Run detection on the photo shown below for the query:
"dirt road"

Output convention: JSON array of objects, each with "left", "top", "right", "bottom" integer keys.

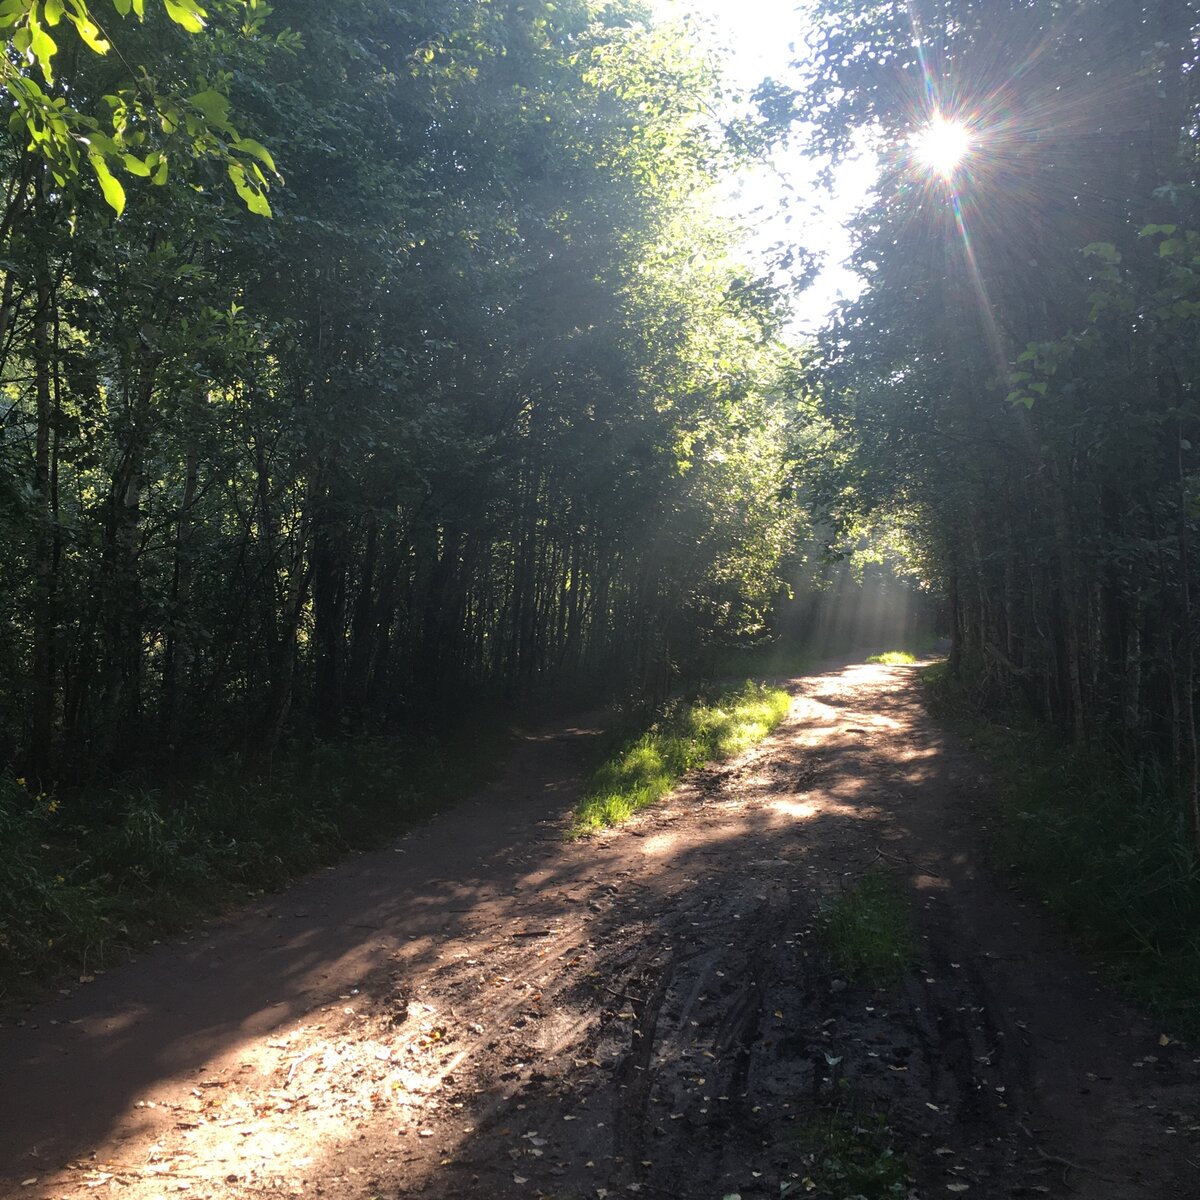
[{"left": 2, "top": 661, "right": 1197, "bottom": 1199}]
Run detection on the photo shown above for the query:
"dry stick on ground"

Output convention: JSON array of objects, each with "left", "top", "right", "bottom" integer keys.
[
  {"left": 287, "top": 1048, "right": 316, "bottom": 1082},
  {"left": 874, "top": 843, "right": 942, "bottom": 874},
  {"left": 601, "top": 984, "right": 647, "bottom": 1005},
  {"left": 1016, "top": 1120, "right": 1117, "bottom": 1185}
]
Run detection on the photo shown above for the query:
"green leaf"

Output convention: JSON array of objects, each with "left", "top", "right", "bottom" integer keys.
[
  {"left": 88, "top": 152, "right": 125, "bottom": 216},
  {"left": 122, "top": 152, "right": 151, "bottom": 177},
  {"left": 233, "top": 136, "right": 277, "bottom": 175},
  {"left": 1082, "top": 241, "right": 1121, "bottom": 264},
  {"left": 227, "top": 163, "right": 271, "bottom": 216},
  {"left": 85, "top": 130, "right": 118, "bottom": 155},
  {"left": 188, "top": 88, "right": 231, "bottom": 130},
  {"left": 152, "top": 155, "right": 168, "bottom": 184},
  {"left": 68, "top": 13, "right": 109, "bottom": 53},
  {"left": 163, "top": 0, "right": 205, "bottom": 33},
  {"left": 43, "top": 0, "right": 63, "bottom": 26},
  {"left": 29, "top": 17, "right": 58, "bottom": 83},
  {"left": 1139, "top": 223, "right": 1177, "bottom": 238}
]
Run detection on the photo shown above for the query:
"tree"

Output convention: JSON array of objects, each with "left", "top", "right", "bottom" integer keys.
[
  {"left": 791, "top": 0, "right": 1200, "bottom": 841},
  {"left": 0, "top": 0, "right": 808, "bottom": 786},
  {"left": 0, "top": 0, "right": 281, "bottom": 215}
]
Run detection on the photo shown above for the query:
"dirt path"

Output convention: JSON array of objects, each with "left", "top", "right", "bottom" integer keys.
[{"left": 2, "top": 662, "right": 1197, "bottom": 1199}]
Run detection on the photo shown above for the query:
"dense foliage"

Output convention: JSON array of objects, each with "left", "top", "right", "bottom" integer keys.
[
  {"left": 796, "top": 0, "right": 1200, "bottom": 845},
  {"left": 0, "top": 0, "right": 808, "bottom": 790}
]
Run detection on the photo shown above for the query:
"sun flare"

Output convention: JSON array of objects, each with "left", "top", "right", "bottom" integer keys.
[{"left": 911, "top": 116, "right": 970, "bottom": 178}]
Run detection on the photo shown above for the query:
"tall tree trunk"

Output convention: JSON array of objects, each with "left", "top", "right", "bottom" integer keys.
[
  {"left": 948, "top": 569, "right": 963, "bottom": 677},
  {"left": 345, "top": 516, "right": 379, "bottom": 713},
  {"left": 310, "top": 486, "right": 347, "bottom": 738},
  {"left": 97, "top": 355, "right": 158, "bottom": 771},
  {"left": 1048, "top": 469, "right": 1087, "bottom": 745},
  {"left": 1175, "top": 424, "right": 1200, "bottom": 852},
  {"left": 161, "top": 441, "right": 200, "bottom": 748},
  {"left": 29, "top": 263, "right": 54, "bottom": 784},
  {"left": 262, "top": 484, "right": 313, "bottom": 765}
]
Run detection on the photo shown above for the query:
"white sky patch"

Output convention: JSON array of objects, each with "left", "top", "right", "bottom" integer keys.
[{"left": 654, "top": 0, "right": 877, "bottom": 333}]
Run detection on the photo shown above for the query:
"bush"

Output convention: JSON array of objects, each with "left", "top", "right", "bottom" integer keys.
[
  {"left": 0, "top": 724, "right": 503, "bottom": 1004},
  {"left": 923, "top": 663, "right": 1200, "bottom": 1037}
]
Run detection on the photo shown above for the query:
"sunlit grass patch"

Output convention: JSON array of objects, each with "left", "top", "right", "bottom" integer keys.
[
  {"left": 570, "top": 681, "right": 791, "bottom": 836},
  {"left": 865, "top": 650, "right": 917, "bottom": 665},
  {"left": 821, "top": 872, "right": 917, "bottom": 986}
]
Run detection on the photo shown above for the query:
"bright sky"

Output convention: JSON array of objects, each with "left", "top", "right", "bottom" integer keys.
[{"left": 654, "top": 0, "right": 878, "bottom": 333}]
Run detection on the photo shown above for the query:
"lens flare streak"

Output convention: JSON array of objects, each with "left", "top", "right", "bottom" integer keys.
[{"left": 903, "top": 0, "right": 1008, "bottom": 376}]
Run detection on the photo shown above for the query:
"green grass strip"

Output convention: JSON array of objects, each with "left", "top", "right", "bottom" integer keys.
[
  {"left": 821, "top": 872, "right": 917, "bottom": 986},
  {"left": 570, "top": 680, "right": 791, "bottom": 836},
  {"left": 865, "top": 650, "right": 917, "bottom": 665}
]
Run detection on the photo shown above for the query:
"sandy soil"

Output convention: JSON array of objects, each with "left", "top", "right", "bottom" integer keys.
[{"left": 2, "top": 661, "right": 1197, "bottom": 1199}]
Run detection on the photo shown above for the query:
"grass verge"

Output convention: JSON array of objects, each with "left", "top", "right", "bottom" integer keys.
[
  {"left": 865, "top": 650, "right": 917, "bottom": 666},
  {"left": 0, "top": 725, "right": 505, "bottom": 1005},
  {"left": 821, "top": 872, "right": 917, "bottom": 986},
  {"left": 569, "top": 680, "right": 791, "bottom": 836},
  {"left": 923, "top": 662, "right": 1200, "bottom": 1039}
]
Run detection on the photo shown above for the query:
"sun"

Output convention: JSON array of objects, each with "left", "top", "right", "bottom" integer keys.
[{"left": 911, "top": 116, "right": 971, "bottom": 178}]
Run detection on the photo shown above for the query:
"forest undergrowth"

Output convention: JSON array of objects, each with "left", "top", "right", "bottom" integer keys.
[
  {"left": 1, "top": 676, "right": 792, "bottom": 1007},
  {"left": 0, "top": 724, "right": 506, "bottom": 1006},
  {"left": 923, "top": 663, "right": 1200, "bottom": 1039}
]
